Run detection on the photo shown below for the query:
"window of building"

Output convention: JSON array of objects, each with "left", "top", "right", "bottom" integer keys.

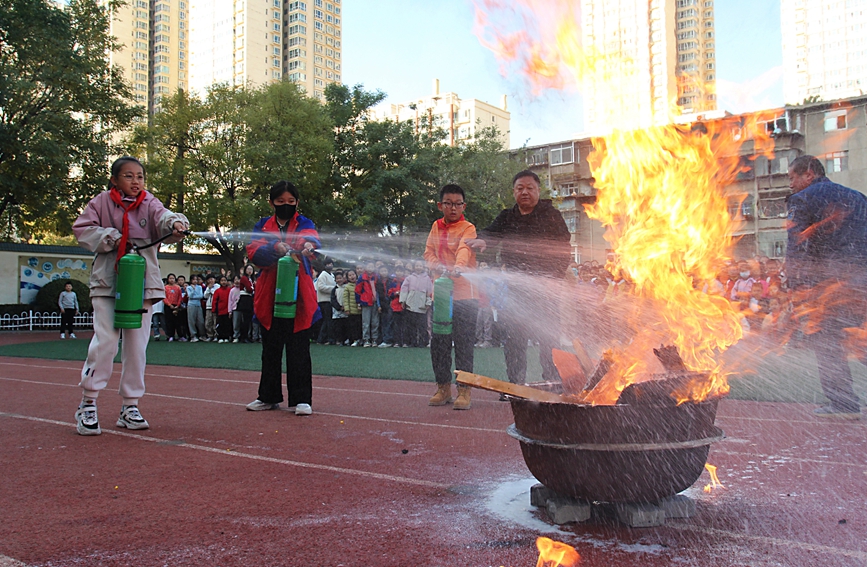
[
  {"left": 825, "top": 151, "right": 848, "bottom": 173},
  {"left": 549, "top": 143, "right": 574, "bottom": 165},
  {"left": 824, "top": 110, "right": 847, "bottom": 132}
]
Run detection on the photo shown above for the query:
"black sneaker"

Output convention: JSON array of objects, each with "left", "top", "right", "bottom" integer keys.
[
  {"left": 75, "top": 404, "right": 101, "bottom": 436},
  {"left": 117, "top": 405, "right": 150, "bottom": 429}
]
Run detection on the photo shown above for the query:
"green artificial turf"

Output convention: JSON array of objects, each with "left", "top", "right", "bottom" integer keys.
[
  {"left": 1, "top": 336, "right": 864, "bottom": 405},
  {"left": 0, "top": 338, "right": 533, "bottom": 383}
]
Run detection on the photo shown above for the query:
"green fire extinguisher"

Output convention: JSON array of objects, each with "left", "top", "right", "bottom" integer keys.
[
  {"left": 432, "top": 273, "right": 454, "bottom": 335},
  {"left": 274, "top": 254, "right": 300, "bottom": 319},
  {"left": 114, "top": 252, "right": 147, "bottom": 329}
]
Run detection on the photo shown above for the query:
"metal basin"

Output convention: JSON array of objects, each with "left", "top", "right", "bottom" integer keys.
[{"left": 508, "top": 395, "right": 723, "bottom": 503}]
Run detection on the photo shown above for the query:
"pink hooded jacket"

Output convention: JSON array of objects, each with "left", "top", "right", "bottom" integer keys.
[{"left": 72, "top": 190, "right": 189, "bottom": 300}]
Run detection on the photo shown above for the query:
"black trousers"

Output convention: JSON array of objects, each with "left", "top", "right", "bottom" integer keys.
[
  {"left": 258, "top": 316, "right": 313, "bottom": 406},
  {"left": 500, "top": 286, "right": 559, "bottom": 384},
  {"left": 431, "top": 300, "right": 478, "bottom": 385},
  {"left": 60, "top": 311, "right": 75, "bottom": 334},
  {"left": 405, "top": 311, "right": 428, "bottom": 347},
  {"left": 391, "top": 311, "right": 405, "bottom": 346},
  {"left": 317, "top": 301, "right": 333, "bottom": 343},
  {"left": 216, "top": 313, "right": 232, "bottom": 340},
  {"left": 237, "top": 295, "right": 254, "bottom": 341}
]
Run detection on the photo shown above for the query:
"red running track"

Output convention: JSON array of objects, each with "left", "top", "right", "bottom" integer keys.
[{"left": 0, "top": 340, "right": 865, "bottom": 566}]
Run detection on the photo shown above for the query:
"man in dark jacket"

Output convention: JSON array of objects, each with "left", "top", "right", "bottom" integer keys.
[
  {"left": 468, "top": 170, "right": 572, "bottom": 385},
  {"left": 786, "top": 155, "right": 866, "bottom": 419}
]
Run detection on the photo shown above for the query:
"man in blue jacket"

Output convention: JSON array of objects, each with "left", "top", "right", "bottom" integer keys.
[{"left": 786, "top": 155, "right": 866, "bottom": 419}]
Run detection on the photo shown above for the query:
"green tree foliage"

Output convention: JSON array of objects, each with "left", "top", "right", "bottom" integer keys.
[
  {"left": 131, "top": 89, "right": 205, "bottom": 253},
  {"left": 436, "top": 124, "right": 521, "bottom": 229},
  {"left": 136, "top": 82, "right": 332, "bottom": 272},
  {"left": 0, "top": 0, "right": 141, "bottom": 240}
]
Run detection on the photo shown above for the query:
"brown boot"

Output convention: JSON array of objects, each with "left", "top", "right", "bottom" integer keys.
[
  {"left": 453, "top": 385, "right": 472, "bottom": 410},
  {"left": 429, "top": 384, "right": 452, "bottom": 406}
]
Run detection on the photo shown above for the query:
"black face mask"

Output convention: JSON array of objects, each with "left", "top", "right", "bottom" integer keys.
[{"left": 274, "top": 203, "right": 296, "bottom": 220}]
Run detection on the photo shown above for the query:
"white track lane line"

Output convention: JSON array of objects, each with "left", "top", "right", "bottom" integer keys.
[
  {"left": 0, "top": 411, "right": 451, "bottom": 490},
  {"left": 0, "top": 376, "right": 505, "bottom": 434}
]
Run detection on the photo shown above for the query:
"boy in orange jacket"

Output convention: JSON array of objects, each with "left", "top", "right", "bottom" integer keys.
[{"left": 423, "top": 184, "right": 478, "bottom": 410}]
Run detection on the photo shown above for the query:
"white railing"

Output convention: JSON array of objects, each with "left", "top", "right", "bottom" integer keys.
[{"left": 0, "top": 311, "right": 94, "bottom": 331}]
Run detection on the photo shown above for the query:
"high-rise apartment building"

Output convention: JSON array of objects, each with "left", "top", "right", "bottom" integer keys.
[
  {"left": 102, "top": 0, "right": 189, "bottom": 117},
  {"left": 373, "top": 80, "right": 510, "bottom": 148},
  {"left": 285, "top": 0, "right": 343, "bottom": 100},
  {"left": 781, "top": 0, "right": 867, "bottom": 104},
  {"left": 579, "top": 0, "right": 716, "bottom": 134},
  {"left": 188, "top": 0, "right": 342, "bottom": 101}
]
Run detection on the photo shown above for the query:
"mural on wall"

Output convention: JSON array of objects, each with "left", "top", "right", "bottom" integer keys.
[{"left": 19, "top": 256, "right": 92, "bottom": 304}]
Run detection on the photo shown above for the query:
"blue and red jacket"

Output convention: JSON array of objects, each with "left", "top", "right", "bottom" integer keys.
[
  {"left": 355, "top": 272, "right": 377, "bottom": 307},
  {"left": 246, "top": 214, "right": 321, "bottom": 332},
  {"left": 387, "top": 276, "right": 404, "bottom": 312}
]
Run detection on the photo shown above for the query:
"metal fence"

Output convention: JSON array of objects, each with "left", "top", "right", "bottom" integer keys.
[{"left": 0, "top": 311, "right": 94, "bottom": 331}]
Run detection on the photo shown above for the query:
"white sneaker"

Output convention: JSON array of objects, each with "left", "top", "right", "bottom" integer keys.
[
  {"left": 70, "top": 333, "right": 77, "bottom": 339},
  {"left": 246, "top": 399, "right": 279, "bottom": 411},
  {"left": 295, "top": 403, "right": 312, "bottom": 416},
  {"left": 60, "top": 333, "right": 66, "bottom": 339},
  {"left": 75, "top": 403, "right": 101, "bottom": 436},
  {"left": 116, "top": 405, "right": 149, "bottom": 430},
  {"left": 190, "top": 337, "right": 199, "bottom": 343},
  {"left": 232, "top": 338, "right": 239, "bottom": 343}
]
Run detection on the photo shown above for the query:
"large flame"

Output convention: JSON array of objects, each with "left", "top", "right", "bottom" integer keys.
[
  {"left": 535, "top": 537, "right": 580, "bottom": 567},
  {"left": 474, "top": 0, "right": 779, "bottom": 404}
]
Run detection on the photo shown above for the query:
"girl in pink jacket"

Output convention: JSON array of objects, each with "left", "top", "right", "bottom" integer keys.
[{"left": 71, "top": 156, "right": 188, "bottom": 436}]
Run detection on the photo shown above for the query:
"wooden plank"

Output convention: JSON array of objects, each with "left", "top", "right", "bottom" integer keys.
[
  {"left": 571, "top": 338, "right": 596, "bottom": 378},
  {"left": 552, "top": 349, "right": 586, "bottom": 395},
  {"left": 455, "top": 371, "right": 567, "bottom": 403}
]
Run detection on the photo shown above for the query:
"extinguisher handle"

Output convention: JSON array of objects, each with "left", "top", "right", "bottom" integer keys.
[{"left": 133, "top": 230, "right": 192, "bottom": 252}]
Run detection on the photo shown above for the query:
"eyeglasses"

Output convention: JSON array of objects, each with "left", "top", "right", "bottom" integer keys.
[{"left": 440, "top": 202, "right": 465, "bottom": 208}]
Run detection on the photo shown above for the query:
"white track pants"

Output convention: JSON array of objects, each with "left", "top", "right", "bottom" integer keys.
[{"left": 79, "top": 296, "right": 153, "bottom": 406}]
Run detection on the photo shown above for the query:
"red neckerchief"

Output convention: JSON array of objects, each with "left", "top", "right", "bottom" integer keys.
[
  {"left": 435, "top": 215, "right": 464, "bottom": 261},
  {"left": 109, "top": 187, "right": 147, "bottom": 269}
]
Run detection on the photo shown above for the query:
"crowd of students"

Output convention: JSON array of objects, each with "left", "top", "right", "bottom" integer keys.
[
  {"left": 145, "top": 254, "right": 510, "bottom": 352},
  {"left": 152, "top": 265, "right": 257, "bottom": 343},
  {"left": 308, "top": 258, "right": 514, "bottom": 350}
]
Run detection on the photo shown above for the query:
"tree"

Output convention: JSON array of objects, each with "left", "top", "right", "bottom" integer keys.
[
  {"left": 244, "top": 81, "right": 333, "bottom": 224},
  {"left": 136, "top": 82, "right": 333, "bottom": 272},
  {"left": 324, "top": 83, "right": 453, "bottom": 258},
  {"left": 131, "top": 89, "right": 205, "bottom": 253},
  {"left": 437, "top": 124, "right": 521, "bottom": 229},
  {"left": 0, "top": 0, "right": 141, "bottom": 240}
]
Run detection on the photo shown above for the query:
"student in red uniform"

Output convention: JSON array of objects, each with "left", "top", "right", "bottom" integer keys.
[
  {"left": 212, "top": 275, "right": 232, "bottom": 343},
  {"left": 245, "top": 181, "right": 321, "bottom": 416}
]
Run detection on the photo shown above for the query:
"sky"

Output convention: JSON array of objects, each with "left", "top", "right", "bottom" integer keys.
[{"left": 342, "top": 0, "right": 785, "bottom": 149}]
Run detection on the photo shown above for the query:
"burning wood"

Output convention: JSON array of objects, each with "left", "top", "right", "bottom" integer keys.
[
  {"left": 580, "top": 349, "right": 614, "bottom": 395},
  {"left": 653, "top": 344, "right": 687, "bottom": 373}
]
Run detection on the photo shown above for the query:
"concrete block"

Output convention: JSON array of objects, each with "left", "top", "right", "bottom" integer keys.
[
  {"left": 614, "top": 502, "right": 666, "bottom": 528},
  {"left": 659, "top": 494, "right": 696, "bottom": 519},
  {"left": 546, "top": 497, "right": 591, "bottom": 525},
  {"left": 530, "top": 483, "right": 556, "bottom": 508}
]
